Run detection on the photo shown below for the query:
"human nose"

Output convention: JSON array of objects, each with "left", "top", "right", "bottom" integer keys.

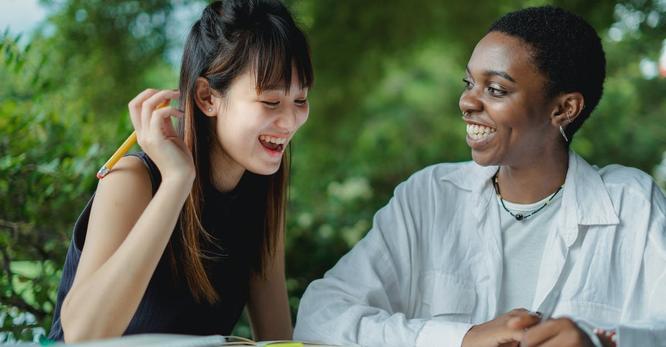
[
  {"left": 459, "top": 87, "right": 482, "bottom": 116},
  {"left": 275, "top": 106, "right": 308, "bottom": 132}
]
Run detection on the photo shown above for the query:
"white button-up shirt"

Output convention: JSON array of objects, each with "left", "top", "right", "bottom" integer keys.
[{"left": 294, "top": 151, "right": 666, "bottom": 347}]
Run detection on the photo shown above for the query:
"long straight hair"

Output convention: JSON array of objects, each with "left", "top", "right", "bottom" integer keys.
[{"left": 173, "top": 0, "right": 313, "bottom": 304}]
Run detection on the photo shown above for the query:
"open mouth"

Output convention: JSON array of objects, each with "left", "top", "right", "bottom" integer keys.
[
  {"left": 466, "top": 123, "right": 496, "bottom": 140},
  {"left": 259, "top": 135, "right": 287, "bottom": 153}
]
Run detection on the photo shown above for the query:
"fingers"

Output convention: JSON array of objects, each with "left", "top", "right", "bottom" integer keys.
[
  {"left": 473, "top": 308, "right": 537, "bottom": 343},
  {"left": 522, "top": 318, "right": 588, "bottom": 347},
  {"left": 128, "top": 89, "right": 178, "bottom": 133},
  {"left": 150, "top": 106, "right": 184, "bottom": 139},
  {"left": 128, "top": 88, "right": 159, "bottom": 134},
  {"left": 463, "top": 309, "right": 545, "bottom": 347},
  {"left": 508, "top": 313, "right": 542, "bottom": 330},
  {"left": 532, "top": 328, "right": 585, "bottom": 347},
  {"left": 140, "top": 89, "right": 179, "bottom": 132},
  {"left": 521, "top": 319, "right": 559, "bottom": 346},
  {"left": 127, "top": 88, "right": 180, "bottom": 139}
]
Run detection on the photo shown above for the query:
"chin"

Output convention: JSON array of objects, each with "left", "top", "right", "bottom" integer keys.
[
  {"left": 246, "top": 161, "right": 282, "bottom": 176},
  {"left": 470, "top": 150, "right": 499, "bottom": 167}
]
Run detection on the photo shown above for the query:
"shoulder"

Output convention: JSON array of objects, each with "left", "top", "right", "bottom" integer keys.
[
  {"left": 385, "top": 162, "right": 478, "bottom": 219},
  {"left": 78, "top": 156, "right": 154, "bottom": 249},
  {"left": 96, "top": 155, "right": 153, "bottom": 202},
  {"left": 88, "top": 156, "right": 155, "bottom": 235},
  {"left": 598, "top": 164, "right": 656, "bottom": 194},
  {"left": 597, "top": 163, "right": 664, "bottom": 209},
  {"left": 401, "top": 162, "right": 473, "bottom": 186},
  {"left": 395, "top": 161, "right": 476, "bottom": 196},
  {"left": 597, "top": 163, "right": 666, "bottom": 252}
]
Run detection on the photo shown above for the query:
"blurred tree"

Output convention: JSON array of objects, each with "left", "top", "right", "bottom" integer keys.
[
  {"left": 35, "top": 0, "right": 175, "bottom": 119},
  {"left": 1, "top": 32, "right": 102, "bottom": 341}
]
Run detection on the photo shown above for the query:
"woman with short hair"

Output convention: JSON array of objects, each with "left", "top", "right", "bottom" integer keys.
[{"left": 295, "top": 6, "right": 665, "bottom": 347}]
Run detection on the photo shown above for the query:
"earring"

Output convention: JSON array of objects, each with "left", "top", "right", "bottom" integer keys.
[
  {"left": 560, "top": 125, "right": 569, "bottom": 143},
  {"left": 207, "top": 107, "right": 213, "bottom": 112},
  {"left": 560, "top": 112, "right": 572, "bottom": 143}
]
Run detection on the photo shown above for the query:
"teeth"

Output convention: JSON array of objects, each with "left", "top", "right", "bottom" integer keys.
[
  {"left": 259, "top": 135, "right": 287, "bottom": 144},
  {"left": 466, "top": 124, "right": 496, "bottom": 139}
]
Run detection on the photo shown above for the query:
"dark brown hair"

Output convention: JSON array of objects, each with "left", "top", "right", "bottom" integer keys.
[{"left": 175, "top": 0, "right": 313, "bottom": 303}]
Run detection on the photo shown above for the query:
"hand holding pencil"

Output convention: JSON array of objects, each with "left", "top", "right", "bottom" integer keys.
[{"left": 97, "top": 89, "right": 194, "bottom": 182}]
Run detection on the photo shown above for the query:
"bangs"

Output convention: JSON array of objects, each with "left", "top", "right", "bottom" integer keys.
[{"left": 250, "top": 15, "right": 313, "bottom": 93}]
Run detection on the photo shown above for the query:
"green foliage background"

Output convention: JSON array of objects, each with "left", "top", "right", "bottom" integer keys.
[{"left": 1, "top": 0, "right": 665, "bottom": 342}]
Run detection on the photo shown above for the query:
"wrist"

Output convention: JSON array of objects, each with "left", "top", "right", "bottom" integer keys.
[{"left": 161, "top": 173, "right": 195, "bottom": 196}]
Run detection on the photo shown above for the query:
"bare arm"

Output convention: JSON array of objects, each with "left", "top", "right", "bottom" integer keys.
[
  {"left": 246, "top": 230, "right": 293, "bottom": 341},
  {"left": 60, "top": 157, "right": 193, "bottom": 342},
  {"left": 60, "top": 89, "right": 194, "bottom": 342}
]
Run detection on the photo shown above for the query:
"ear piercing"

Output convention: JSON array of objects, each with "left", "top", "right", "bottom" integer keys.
[
  {"left": 559, "top": 125, "right": 569, "bottom": 143},
  {"left": 560, "top": 113, "right": 572, "bottom": 143},
  {"left": 208, "top": 107, "right": 213, "bottom": 112}
]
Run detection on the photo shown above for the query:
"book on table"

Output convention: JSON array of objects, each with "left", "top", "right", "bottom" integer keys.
[{"left": 43, "top": 334, "right": 355, "bottom": 347}]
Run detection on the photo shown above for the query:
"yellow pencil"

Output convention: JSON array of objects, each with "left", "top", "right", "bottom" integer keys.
[{"left": 96, "top": 100, "right": 171, "bottom": 179}]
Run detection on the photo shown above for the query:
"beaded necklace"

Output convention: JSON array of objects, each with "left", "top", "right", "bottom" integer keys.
[{"left": 492, "top": 170, "right": 563, "bottom": 221}]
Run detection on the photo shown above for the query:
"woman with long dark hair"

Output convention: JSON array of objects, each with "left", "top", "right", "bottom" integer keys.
[{"left": 49, "top": 0, "right": 313, "bottom": 342}]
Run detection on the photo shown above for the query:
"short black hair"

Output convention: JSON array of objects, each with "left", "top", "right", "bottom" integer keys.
[{"left": 488, "top": 6, "right": 606, "bottom": 143}]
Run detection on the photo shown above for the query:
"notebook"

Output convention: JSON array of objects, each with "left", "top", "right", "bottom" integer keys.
[{"left": 41, "top": 334, "right": 355, "bottom": 347}]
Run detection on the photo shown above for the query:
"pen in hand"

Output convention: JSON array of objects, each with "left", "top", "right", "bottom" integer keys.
[{"left": 96, "top": 99, "right": 172, "bottom": 179}]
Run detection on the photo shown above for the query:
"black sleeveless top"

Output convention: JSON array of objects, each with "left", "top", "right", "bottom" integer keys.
[{"left": 48, "top": 152, "right": 268, "bottom": 340}]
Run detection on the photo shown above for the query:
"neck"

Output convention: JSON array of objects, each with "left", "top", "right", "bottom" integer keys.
[
  {"left": 496, "top": 147, "right": 568, "bottom": 204},
  {"left": 208, "top": 141, "right": 245, "bottom": 193}
]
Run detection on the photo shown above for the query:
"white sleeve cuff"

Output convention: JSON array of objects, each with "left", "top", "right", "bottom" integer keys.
[
  {"left": 415, "top": 320, "right": 473, "bottom": 347},
  {"left": 617, "top": 324, "right": 659, "bottom": 347}
]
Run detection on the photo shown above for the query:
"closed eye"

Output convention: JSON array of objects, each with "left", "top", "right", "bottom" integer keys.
[
  {"left": 261, "top": 101, "right": 280, "bottom": 108},
  {"left": 295, "top": 99, "right": 308, "bottom": 106}
]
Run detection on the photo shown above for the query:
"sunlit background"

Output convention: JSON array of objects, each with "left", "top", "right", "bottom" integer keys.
[{"left": 1, "top": 0, "right": 665, "bottom": 342}]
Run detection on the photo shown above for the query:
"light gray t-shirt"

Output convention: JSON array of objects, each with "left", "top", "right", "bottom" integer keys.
[{"left": 496, "top": 191, "right": 563, "bottom": 315}]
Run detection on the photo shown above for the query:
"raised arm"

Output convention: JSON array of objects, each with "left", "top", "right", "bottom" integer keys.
[{"left": 60, "top": 89, "right": 194, "bottom": 342}]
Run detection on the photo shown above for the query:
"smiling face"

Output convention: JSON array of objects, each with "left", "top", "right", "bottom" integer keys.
[
  {"left": 211, "top": 68, "right": 309, "bottom": 176},
  {"left": 459, "top": 31, "right": 560, "bottom": 167}
]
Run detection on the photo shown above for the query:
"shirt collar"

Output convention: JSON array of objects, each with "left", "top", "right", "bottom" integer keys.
[
  {"left": 439, "top": 161, "right": 499, "bottom": 223},
  {"left": 562, "top": 150, "right": 619, "bottom": 227},
  {"left": 439, "top": 151, "right": 620, "bottom": 229},
  {"left": 439, "top": 161, "right": 497, "bottom": 192}
]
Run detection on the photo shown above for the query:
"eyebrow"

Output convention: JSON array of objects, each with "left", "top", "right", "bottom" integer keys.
[
  {"left": 258, "top": 86, "right": 308, "bottom": 95},
  {"left": 466, "top": 67, "right": 516, "bottom": 83}
]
